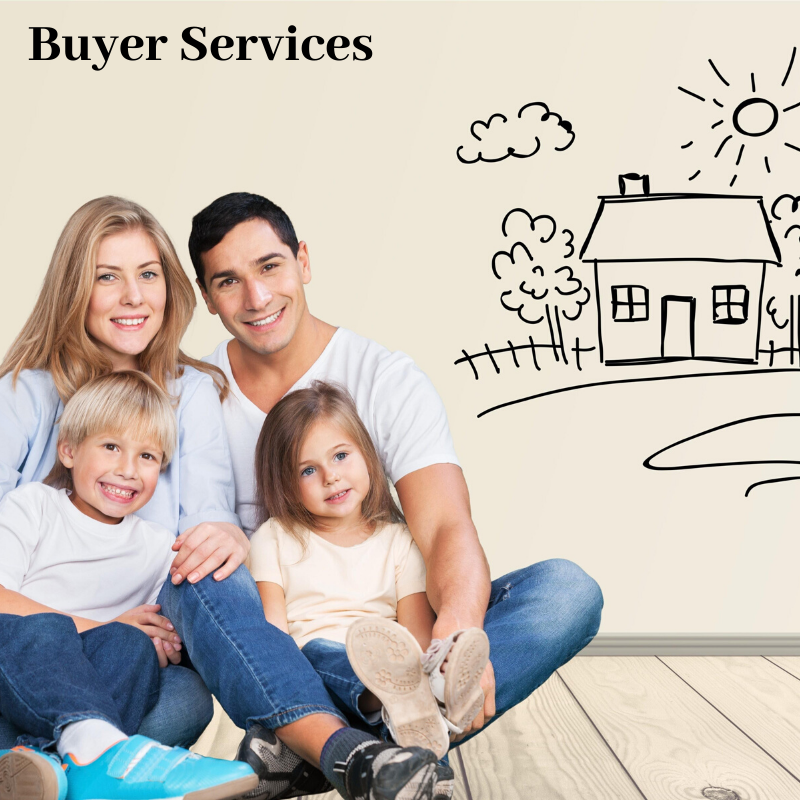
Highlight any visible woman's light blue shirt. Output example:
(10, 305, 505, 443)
(0, 367, 240, 535)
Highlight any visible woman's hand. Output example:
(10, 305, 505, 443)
(114, 604, 182, 668)
(169, 521, 250, 585)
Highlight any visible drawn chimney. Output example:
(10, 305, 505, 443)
(618, 173, 650, 196)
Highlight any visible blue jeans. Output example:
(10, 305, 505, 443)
(0, 614, 214, 750)
(301, 559, 602, 746)
(159, 559, 602, 742)
(157, 565, 347, 730)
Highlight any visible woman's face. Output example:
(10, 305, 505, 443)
(86, 228, 167, 370)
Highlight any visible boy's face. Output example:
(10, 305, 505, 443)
(58, 431, 164, 525)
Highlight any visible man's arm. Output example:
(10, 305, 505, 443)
(396, 463, 495, 735)
(395, 463, 490, 636)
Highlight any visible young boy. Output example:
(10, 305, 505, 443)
(0, 371, 257, 800)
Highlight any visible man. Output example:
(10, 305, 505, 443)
(172, 192, 602, 794)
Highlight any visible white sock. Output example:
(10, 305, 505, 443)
(57, 719, 127, 764)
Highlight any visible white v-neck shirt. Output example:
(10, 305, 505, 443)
(203, 328, 459, 535)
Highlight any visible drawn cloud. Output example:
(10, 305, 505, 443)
(456, 102, 575, 165)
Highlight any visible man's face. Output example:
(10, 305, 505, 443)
(199, 218, 311, 357)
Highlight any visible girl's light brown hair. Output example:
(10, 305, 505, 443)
(45, 370, 178, 491)
(255, 381, 404, 546)
(0, 196, 227, 404)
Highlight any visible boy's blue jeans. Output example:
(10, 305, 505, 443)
(0, 613, 213, 750)
(156, 558, 603, 742)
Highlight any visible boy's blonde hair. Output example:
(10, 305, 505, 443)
(255, 381, 404, 547)
(45, 371, 178, 491)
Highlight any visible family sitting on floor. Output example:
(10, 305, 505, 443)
(0, 193, 603, 800)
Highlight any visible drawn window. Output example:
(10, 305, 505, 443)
(712, 285, 749, 325)
(611, 285, 649, 322)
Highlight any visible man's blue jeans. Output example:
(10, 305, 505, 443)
(158, 558, 603, 742)
(302, 559, 602, 745)
(0, 614, 214, 750)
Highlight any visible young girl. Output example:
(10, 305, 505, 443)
(249, 381, 489, 766)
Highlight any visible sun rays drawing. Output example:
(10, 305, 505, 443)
(678, 48, 800, 186)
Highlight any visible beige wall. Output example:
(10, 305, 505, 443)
(2, 2, 800, 633)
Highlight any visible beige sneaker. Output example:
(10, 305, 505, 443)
(422, 628, 491, 734)
(346, 618, 450, 759)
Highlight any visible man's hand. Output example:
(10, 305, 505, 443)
(451, 661, 496, 741)
(170, 521, 249, 585)
(114, 604, 183, 668)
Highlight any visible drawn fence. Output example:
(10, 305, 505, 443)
(760, 294, 800, 367)
(455, 333, 596, 379)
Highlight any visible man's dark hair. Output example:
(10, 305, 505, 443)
(188, 192, 300, 288)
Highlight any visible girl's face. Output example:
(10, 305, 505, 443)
(85, 228, 167, 371)
(297, 418, 371, 530)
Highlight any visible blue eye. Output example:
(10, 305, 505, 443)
(301, 467, 315, 477)
(334, 452, 347, 462)
(98, 273, 116, 282)
(141, 270, 159, 280)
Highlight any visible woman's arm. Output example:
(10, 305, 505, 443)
(257, 581, 290, 634)
(0, 371, 60, 500)
(167, 372, 249, 585)
(397, 592, 436, 652)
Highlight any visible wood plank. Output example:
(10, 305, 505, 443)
(560, 656, 800, 800)
(454, 673, 643, 799)
(662, 657, 800, 780)
(768, 657, 800, 681)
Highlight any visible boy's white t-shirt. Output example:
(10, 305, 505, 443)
(204, 328, 460, 535)
(249, 518, 427, 649)
(0, 482, 176, 622)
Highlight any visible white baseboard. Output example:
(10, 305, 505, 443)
(579, 634, 800, 656)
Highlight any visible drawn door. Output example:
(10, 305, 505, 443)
(661, 296, 696, 359)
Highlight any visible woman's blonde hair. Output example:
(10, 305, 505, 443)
(0, 196, 227, 403)
(255, 381, 404, 547)
(45, 371, 178, 491)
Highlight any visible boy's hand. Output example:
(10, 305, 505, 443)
(170, 522, 249, 585)
(114, 604, 183, 668)
(153, 635, 181, 668)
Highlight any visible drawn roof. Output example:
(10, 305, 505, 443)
(579, 194, 781, 265)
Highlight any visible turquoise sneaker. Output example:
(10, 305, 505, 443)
(62, 735, 257, 799)
(0, 745, 68, 800)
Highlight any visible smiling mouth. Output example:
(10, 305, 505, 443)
(326, 489, 351, 503)
(111, 317, 147, 327)
(245, 308, 284, 327)
(100, 482, 138, 502)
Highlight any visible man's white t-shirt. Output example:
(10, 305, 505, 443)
(0, 482, 175, 622)
(249, 518, 427, 649)
(204, 328, 460, 535)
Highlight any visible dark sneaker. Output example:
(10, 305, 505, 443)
(236, 723, 333, 799)
(343, 741, 438, 800)
(433, 762, 454, 799)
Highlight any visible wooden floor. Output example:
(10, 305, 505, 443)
(302, 656, 800, 800)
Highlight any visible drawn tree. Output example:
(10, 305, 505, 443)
(765, 194, 800, 341)
(491, 209, 590, 336)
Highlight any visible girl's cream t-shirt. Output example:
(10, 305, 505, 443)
(249, 518, 427, 649)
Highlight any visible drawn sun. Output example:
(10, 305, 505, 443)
(678, 48, 800, 187)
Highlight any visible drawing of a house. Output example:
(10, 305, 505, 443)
(579, 175, 782, 365)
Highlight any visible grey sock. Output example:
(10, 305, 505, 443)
(320, 728, 376, 798)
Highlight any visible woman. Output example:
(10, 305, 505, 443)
(0, 196, 246, 749)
